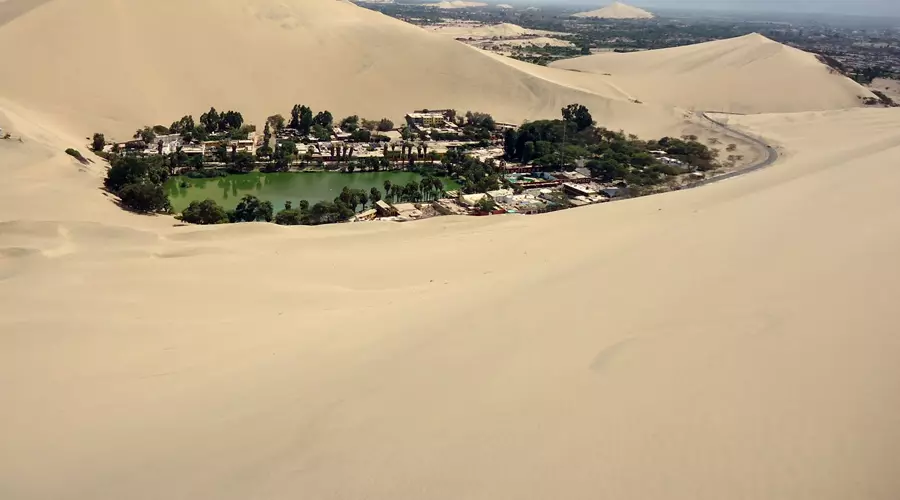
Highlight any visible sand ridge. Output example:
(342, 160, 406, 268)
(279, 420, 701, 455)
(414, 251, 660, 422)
(573, 1, 655, 19)
(552, 33, 876, 113)
(0, 0, 688, 140)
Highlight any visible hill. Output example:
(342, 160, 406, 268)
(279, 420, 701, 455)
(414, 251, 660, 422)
(551, 34, 876, 113)
(430, 22, 529, 37)
(573, 2, 654, 19)
(427, 22, 566, 39)
(0, 0, 680, 139)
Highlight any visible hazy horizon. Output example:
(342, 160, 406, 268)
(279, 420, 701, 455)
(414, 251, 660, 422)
(504, 0, 900, 17)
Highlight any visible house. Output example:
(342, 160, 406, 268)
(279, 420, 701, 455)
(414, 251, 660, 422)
(486, 188, 513, 200)
(354, 209, 377, 221)
(406, 111, 449, 129)
(374, 200, 399, 217)
(601, 187, 623, 198)
(660, 156, 684, 167)
(563, 183, 597, 197)
(459, 193, 488, 207)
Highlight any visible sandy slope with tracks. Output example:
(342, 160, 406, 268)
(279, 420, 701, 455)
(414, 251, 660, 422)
(1, 1, 898, 499)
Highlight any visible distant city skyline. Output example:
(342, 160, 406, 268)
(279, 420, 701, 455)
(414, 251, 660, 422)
(505, 0, 900, 17)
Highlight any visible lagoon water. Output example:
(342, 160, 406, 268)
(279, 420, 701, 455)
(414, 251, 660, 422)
(165, 171, 458, 212)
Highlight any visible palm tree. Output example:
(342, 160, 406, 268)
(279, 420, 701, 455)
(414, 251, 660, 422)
(432, 178, 444, 198)
(383, 180, 392, 196)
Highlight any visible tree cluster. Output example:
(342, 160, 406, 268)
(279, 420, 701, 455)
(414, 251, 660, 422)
(502, 104, 720, 187)
(104, 155, 171, 213)
(442, 150, 501, 194)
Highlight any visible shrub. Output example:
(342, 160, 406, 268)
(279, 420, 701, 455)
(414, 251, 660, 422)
(105, 155, 168, 192)
(231, 195, 274, 222)
(476, 196, 497, 213)
(91, 133, 106, 152)
(274, 208, 304, 226)
(180, 199, 229, 225)
(65, 148, 89, 165)
(118, 182, 170, 213)
(376, 118, 394, 131)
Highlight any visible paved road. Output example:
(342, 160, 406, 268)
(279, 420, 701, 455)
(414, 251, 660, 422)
(688, 112, 779, 188)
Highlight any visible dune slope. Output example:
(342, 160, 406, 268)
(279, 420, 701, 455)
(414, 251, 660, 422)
(552, 34, 875, 113)
(573, 2, 654, 19)
(1, 107, 900, 499)
(0, 0, 676, 139)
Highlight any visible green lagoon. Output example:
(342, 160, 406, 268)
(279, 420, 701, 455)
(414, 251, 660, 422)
(165, 171, 459, 212)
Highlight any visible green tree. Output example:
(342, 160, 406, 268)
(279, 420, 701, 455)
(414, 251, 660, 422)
(349, 129, 371, 142)
(200, 107, 220, 133)
(503, 128, 518, 158)
(370, 187, 382, 204)
(383, 179, 392, 196)
(233, 151, 255, 173)
(562, 104, 593, 131)
(465, 111, 496, 131)
(377, 118, 395, 131)
(231, 195, 274, 222)
(134, 126, 156, 144)
(340, 115, 360, 133)
(356, 190, 369, 211)
(118, 182, 170, 213)
(104, 155, 169, 193)
(476, 196, 497, 213)
(170, 115, 195, 135)
(91, 133, 106, 152)
(180, 199, 229, 224)
(274, 201, 304, 225)
(311, 124, 331, 141)
(263, 121, 272, 145)
(267, 114, 286, 132)
(298, 106, 313, 135)
(313, 111, 334, 129)
(272, 141, 297, 171)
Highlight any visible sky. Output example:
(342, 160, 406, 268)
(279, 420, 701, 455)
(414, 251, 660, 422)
(516, 0, 900, 17)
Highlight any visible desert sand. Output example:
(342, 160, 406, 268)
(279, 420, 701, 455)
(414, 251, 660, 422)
(497, 36, 575, 48)
(869, 77, 900, 103)
(573, 1, 655, 19)
(552, 33, 877, 113)
(427, 21, 565, 38)
(0, 0, 687, 141)
(1, 0, 899, 499)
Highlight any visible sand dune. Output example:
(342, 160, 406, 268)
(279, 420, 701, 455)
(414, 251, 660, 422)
(1, 1, 899, 498)
(0, 0, 684, 140)
(429, 21, 530, 37)
(2, 103, 900, 498)
(573, 1, 654, 19)
(552, 34, 876, 113)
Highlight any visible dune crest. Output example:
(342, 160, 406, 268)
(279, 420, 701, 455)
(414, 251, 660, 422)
(552, 33, 876, 113)
(573, 2, 655, 19)
(0, 0, 685, 139)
